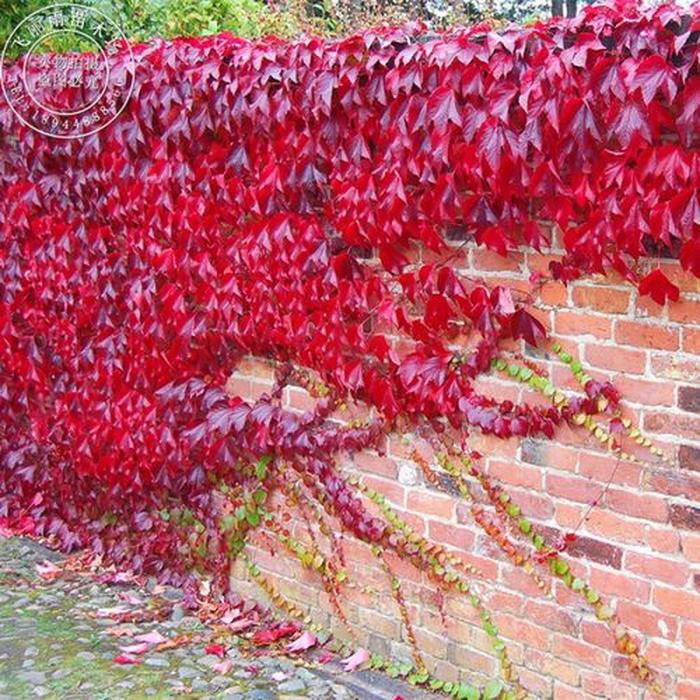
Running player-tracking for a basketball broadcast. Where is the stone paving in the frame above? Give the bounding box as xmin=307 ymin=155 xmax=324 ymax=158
xmin=0 ymin=537 xmax=433 ymax=699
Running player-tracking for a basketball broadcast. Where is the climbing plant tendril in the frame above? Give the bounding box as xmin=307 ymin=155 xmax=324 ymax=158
xmin=0 ymin=2 xmax=698 ymax=697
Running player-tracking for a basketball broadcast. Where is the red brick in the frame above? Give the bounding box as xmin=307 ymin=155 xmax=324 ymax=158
xmin=427 ymin=520 xmax=475 ymax=553
xmin=577 ymin=452 xmax=641 ymax=487
xmin=616 ymin=601 xmax=678 ymax=638
xmin=650 ymin=468 xmax=700 ymax=501
xmin=582 ymin=620 xmax=616 ymax=650
xmin=682 ymin=620 xmax=700 ymax=651
xmin=635 ymin=292 xmax=668 ymax=319
xmin=669 ymin=503 xmax=700 ymax=531
xmin=554 ymin=635 xmax=609 ymax=669
xmin=488 ymin=459 xmax=543 ymax=489
xmin=538 ymin=280 xmax=568 ymax=306
xmin=668 ymin=297 xmax=700 ymax=324
xmin=682 ymin=533 xmax=700 ymax=562
xmin=572 ymin=285 xmax=631 ymax=314
xmin=680 ymin=444 xmax=700 ymax=472
xmin=352 ymin=451 xmax=398 ymax=479
xmin=472 ymin=247 xmax=524 ymax=272
xmin=615 ymin=320 xmax=679 ymax=350
xmin=567 ymin=534 xmax=623 ymax=569
xmin=554 ymin=503 xmax=584 ymax=529
xmin=555 ymin=312 xmax=612 ymax=339
xmin=624 ymin=551 xmax=689 ymax=586
xmin=654 ymin=586 xmax=700 ymax=621
xmin=651 ymin=355 xmax=700 ymax=382
xmin=511 ymin=490 xmax=555 ymax=519
xmin=684 ymin=327 xmax=700 ymax=354
xmin=524 ymin=600 xmax=577 ymax=635
xmin=610 ymin=375 xmax=675 ymax=406
xmin=552 ymin=682 xmax=588 ymax=700
xmin=603 ymin=489 xmax=668 ymax=522
xmin=646 ymin=526 xmax=681 ymax=554
xmin=584 ymin=343 xmax=646 ymax=374
xmin=362 ymin=475 xmax=405 ymax=507
xmin=494 ymin=612 xmax=552 ymax=652
xmin=646 ymin=639 xmax=700 ymax=682
xmin=643 ymin=411 xmax=700 ymax=441
xmin=545 ymin=473 xmax=601 ymax=504
xmin=589 ymin=568 xmax=650 ymax=603
xmin=528 ymin=650 xmax=580 ymax=685
xmin=285 ymin=386 xmax=318 ymax=412
xmin=236 ymin=356 xmax=275 ymax=379
xmin=680 ymin=386 xmax=700 ymax=414
xmin=406 ymin=490 xmax=455 ymax=520
xmin=519 ymin=668 xmax=554 ymax=698
xmin=584 ymin=509 xmax=646 ymax=544
xmin=676 ymin=680 xmax=700 ymax=700
xmin=521 ymin=440 xmax=578 ymax=471
xmin=580 ymin=670 xmax=638 ymax=699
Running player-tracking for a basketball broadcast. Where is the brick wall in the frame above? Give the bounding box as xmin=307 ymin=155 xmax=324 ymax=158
xmin=228 ymin=241 xmax=700 ymax=699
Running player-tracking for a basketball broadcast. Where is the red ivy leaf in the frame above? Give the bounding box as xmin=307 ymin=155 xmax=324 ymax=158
xmin=510 ymin=309 xmax=546 ymax=347
xmin=638 ymin=269 xmax=679 ymax=306
xmin=427 ymin=86 xmax=461 ymax=131
xmin=680 ymin=239 xmax=700 ymax=277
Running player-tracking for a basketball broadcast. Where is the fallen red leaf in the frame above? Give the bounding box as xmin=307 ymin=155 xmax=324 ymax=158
xmin=114 ymin=653 xmax=142 ymax=665
xmin=213 ymin=658 xmax=233 ymax=674
xmin=205 ymin=643 xmax=226 ymax=658
xmin=252 ymin=621 xmax=300 ymax=646
xmin=36 ymin=560 xmax=62 ymax=581
xmin=342 ymin=647 xmax=369 ymax=672
xmin=134 ymin=631 xmax=168 ymax=645
xmin=286 ymin=631 xmax=318 ymax=653
xmin=119 ymin=642 xmax=150 ymax=655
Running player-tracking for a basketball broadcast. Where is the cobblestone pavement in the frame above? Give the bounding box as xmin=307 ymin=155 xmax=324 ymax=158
xmin=0 ymin=537 xmax=432 ymax=699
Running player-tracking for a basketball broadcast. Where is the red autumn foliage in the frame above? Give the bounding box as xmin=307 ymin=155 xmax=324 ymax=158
xmin=0 ymin=2 xmax=696 ymax=602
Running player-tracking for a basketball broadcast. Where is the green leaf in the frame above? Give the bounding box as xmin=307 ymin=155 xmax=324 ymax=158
xmin=245 ymin=510 xmax=260 ymax=527
xmin=586 ymin=589 xmax=600 ymax=604
xmin=554 ymin=559 xmax=569 ymax=576
xmin=219 ymin=514 xmax=235 ymax=532
xmin=484 ymin=621 xmax=498 ymax=636
xmin=505 ymin=503 xmax=520 ymax=518
xmin=518 ymin=367 xmax=533 ymax=381
xmin=370 ymin=654 xmax=384 ymax=669
xmin=429 ymin=679 xmax=444 ymax=690
xmin=397 ymin=662 xmax=412 ymax=677
xmin=253 ymin=488 xmax=266 ymax=504
xmin=457 ymin=684 xmax=480 ymax=700
xmin=443 ymin=681 xmax=454 ymax=693
xmin=571 ymin=577 xmax=585 ymax=591
xmin=518 ymin=519 xmax=531 ymax=534
xmin=484 ymin=679 xmax=503 ymax=699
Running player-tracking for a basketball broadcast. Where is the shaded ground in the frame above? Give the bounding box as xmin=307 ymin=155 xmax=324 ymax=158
xmin=0 ymin=537 xmax=433 ymax=699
